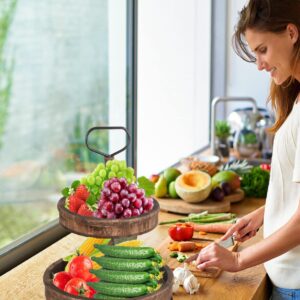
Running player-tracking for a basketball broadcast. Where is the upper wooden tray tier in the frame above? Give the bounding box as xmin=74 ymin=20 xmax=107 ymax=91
xmin=57 ymin=197 xmax=160 ymax=238
xmin=43 ymin=259 xmax=174 ymax=300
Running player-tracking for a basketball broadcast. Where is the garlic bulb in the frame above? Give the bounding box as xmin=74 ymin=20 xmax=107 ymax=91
xmin=172 ymin=278 xmax=180 ymax=293
xmin=173 ymin=263 xmax=192 ymax=285
xmin=183 ymin=274 xmax=200 ymax=295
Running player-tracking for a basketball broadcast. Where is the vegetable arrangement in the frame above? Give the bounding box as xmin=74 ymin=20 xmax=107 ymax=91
xmin=89 ymin=244 xmax=163 ymax=299
xmin=241 ymin=166 xmax=270 ymax=198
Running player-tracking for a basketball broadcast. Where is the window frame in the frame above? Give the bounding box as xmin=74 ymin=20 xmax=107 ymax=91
xmin=0 ymin=0 xmax=138 ymax=275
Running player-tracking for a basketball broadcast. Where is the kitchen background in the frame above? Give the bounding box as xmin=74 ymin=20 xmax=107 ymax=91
xmin=0 ymin=0 xmax=271 ymax=252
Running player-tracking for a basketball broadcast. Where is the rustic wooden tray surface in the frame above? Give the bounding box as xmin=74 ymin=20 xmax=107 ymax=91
xmin=57 ymin=197 xmax=160 ymax=238
xmin=155 ymin=189 xmax=244 ymax=214
xmin=43 ymin=259 xmax=174 ymax=300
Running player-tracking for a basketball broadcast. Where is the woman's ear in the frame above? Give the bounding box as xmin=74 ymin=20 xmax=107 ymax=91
xmin=287 ymin=23 xmax=299 ymax=44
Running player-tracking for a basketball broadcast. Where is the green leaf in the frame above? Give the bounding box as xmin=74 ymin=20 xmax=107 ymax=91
xmin=71 ymin=180 xmax=80 ymax=190
xmin=86 ymin=194 xmax=98 ymax=207
xmin=137 ymin=176 xmax=155 ymax=197
xmin=61 ymin=187 xmax=70 ymax=197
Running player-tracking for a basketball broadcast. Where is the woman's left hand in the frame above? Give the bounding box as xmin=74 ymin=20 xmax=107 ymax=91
xmin=195 ymin=242 xmax=241 ymax=272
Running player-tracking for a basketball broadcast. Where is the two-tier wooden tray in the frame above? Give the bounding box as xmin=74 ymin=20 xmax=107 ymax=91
xmin=43 ymin=259 xmax=174 ymax=300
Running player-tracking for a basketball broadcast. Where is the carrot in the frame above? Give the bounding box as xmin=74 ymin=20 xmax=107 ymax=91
xmin=178 ymin=241 xmax=196 ymax=252
xmin=187 ymin=222 xmax=233 ymax=234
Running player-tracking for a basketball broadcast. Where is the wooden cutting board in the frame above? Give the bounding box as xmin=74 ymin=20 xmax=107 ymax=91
xmin=157 ymin=235 xmax=239 ymax=278
xmin=156 ymin=189 xmax=244 ymax=214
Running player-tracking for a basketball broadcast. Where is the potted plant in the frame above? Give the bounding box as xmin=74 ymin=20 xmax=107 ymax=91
xmin=215 ymin=120 xmax=231 ymax=158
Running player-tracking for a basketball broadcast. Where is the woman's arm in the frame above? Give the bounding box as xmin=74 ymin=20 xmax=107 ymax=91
xmin=237 ymin=199 xmax=300 ymax=270
xmin=196 ymin=201 xmax=300 ymax=272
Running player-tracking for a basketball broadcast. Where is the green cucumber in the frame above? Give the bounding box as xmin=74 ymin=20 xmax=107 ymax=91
xmin=94 ymin=294 xmax=125 ymax=300
xmin=90 ymin=268 xmax=154 ymax=284
xmin=92 ymin=256 xmax=156 ymax=271
xmin=88 ymin=282 xmax=151 ymax=298
xmin=95 ymin=244 xmax=156 ymax=259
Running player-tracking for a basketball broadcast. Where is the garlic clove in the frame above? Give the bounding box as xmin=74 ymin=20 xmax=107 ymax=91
xmin=183 ymin=274 xmax=200 ymax=295
xmin=172 ymin=278 xmax=181 ymax=293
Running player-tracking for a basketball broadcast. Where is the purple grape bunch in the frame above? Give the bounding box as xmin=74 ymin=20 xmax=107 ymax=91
xmin=93 ymin=177 xmax=154 ymax=219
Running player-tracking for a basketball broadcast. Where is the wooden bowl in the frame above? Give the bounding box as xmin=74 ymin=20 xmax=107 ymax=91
xmin=57 ymin=197 xmax=160 ymax=238
xmin=43 ymin=259 xmax=174 ymax=300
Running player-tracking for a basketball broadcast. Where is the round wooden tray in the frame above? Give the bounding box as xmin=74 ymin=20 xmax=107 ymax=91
xmin=57 ymin=197 xmax=160 ymax=238
xmin=43 ymin=259 xmax=173 ymax=300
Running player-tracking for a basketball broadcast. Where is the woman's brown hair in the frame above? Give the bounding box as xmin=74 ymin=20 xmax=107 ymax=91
xmin=233 ymin=0 xmax=300 ymax=133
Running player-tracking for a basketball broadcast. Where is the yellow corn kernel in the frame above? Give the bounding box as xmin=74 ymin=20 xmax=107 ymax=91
xmin=116 ymin=239 xmax=143 ymax=247
xmin=78 ymin=238 xmax=108 ymax=256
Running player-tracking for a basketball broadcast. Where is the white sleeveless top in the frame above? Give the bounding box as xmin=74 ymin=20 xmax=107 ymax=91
xmin=264 ymin=100 xmax=300 ymax=289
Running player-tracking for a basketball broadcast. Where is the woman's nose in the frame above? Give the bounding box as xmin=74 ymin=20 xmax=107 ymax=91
xmin=256 ymin=57 xmax=265 ymax=71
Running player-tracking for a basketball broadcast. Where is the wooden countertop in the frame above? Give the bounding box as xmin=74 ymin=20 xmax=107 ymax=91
xmin=0 ymin=198 xmax=269 ymax=300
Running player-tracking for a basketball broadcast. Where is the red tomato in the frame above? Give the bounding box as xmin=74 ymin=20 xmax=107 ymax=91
xmin=69 ymin=255 xmax=93 ymax=281
xmin=260 ymin=164 xmax=271 ymax=171
xmin=64 ymin=278 xmax=90 ymax=296
xmin=52 ymin=271 xmax=72 ymax=290
xmin=168 ymin=223 xmax=194 ymax=241
xmin=87 ymin=286 xmax=96 ymax=298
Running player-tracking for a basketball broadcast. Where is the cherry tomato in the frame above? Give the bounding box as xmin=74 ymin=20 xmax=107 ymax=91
xmin=53 ymin=271 xmax=72 ymax=290
xmin=260 ymin=163 xmax=271 ymax=171
xmin=69 ymin=255 xmax=93 ymax=281
xmin=64 ymin=278 xmax=90 ymax=296
xmin=168 ymin=223 xmax=194 ymax=241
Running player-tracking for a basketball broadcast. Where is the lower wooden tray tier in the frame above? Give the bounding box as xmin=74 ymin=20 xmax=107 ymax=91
xmin=43 ymin=259 xmax=174 ymax=300
xmin=57 ymin=197 xmax=160 ymax=238
xmin=156 ymin=188 xmax=244 ymax=214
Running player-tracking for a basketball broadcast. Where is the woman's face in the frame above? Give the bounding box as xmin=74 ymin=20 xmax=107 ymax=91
xmin=245 ymin=25 xmax=299 ymax=85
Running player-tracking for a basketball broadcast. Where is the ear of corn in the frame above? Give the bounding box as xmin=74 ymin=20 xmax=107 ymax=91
xmin=78 ymin=238 xmax=110 ymax=256
xmin=116 ymin=239 xmax=144 ymax=247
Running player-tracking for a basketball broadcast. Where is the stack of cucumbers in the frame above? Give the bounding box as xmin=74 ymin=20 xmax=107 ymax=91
xmin=89 ymin=244 xmax=163 ymax=299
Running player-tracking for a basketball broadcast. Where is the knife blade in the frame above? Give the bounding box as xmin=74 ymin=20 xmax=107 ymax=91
xmin=185 ymin=236 xmax=235 ymax=263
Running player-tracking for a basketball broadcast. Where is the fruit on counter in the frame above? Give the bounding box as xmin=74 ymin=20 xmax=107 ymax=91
xmin=219 ymin=159 xmax=252 ymax=176
xmin=154 ymin=175 xmax=168 ymax=198
xmin=168 ymin=223 xmax=194 ymax=241
xmin=175 ymin=170 xmax=212 ymax=203
xmin=221 ymin=182 xmax=232 ymax=195
xmin=260 ymin=163 xmax=271 ymax=171
xmin=94 ymin=177 xmax=154 ymax=219
xmin=211 ymin=170 xmax=241 ymax=191
xmin=168 ymin=181 xmax=179 ymax=198
xmin=149 ymin=174 xmax=160 ymax=183
xmin=210 ymin=186 xmax=225 ymax=201
xmin=163 ymin=167 xmax=181 ymax=185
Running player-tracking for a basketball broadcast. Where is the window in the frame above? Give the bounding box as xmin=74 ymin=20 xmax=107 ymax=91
xmin=137 ymin=0 xmax=211 ymax=176
xmin=0 ymin=0 xmax=127 ymax=250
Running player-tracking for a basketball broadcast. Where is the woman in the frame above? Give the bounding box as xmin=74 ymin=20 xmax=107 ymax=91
xmin=195 ymin=0 xmax=300 ymax=298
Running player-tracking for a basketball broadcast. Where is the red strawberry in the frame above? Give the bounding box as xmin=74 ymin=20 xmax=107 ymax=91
xmin=75 ymin=184 xmax=90 ymax=201
xmin=69 ymin=195 xmax=84 ymax=213
xmin=77 ymin=203 xmax=93 ymax=216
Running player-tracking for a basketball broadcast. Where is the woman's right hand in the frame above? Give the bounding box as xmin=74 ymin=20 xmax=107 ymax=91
xmin=221 ymin=206 xmax=265 ymax=242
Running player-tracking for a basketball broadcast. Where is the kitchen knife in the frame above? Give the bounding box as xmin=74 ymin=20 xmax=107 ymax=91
xmin=185 ymin=235 xmax=235 ymax=263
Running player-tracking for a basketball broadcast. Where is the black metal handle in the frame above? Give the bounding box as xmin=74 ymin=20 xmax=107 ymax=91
xmin=85 ymin=126 xmax=131 ymax=162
